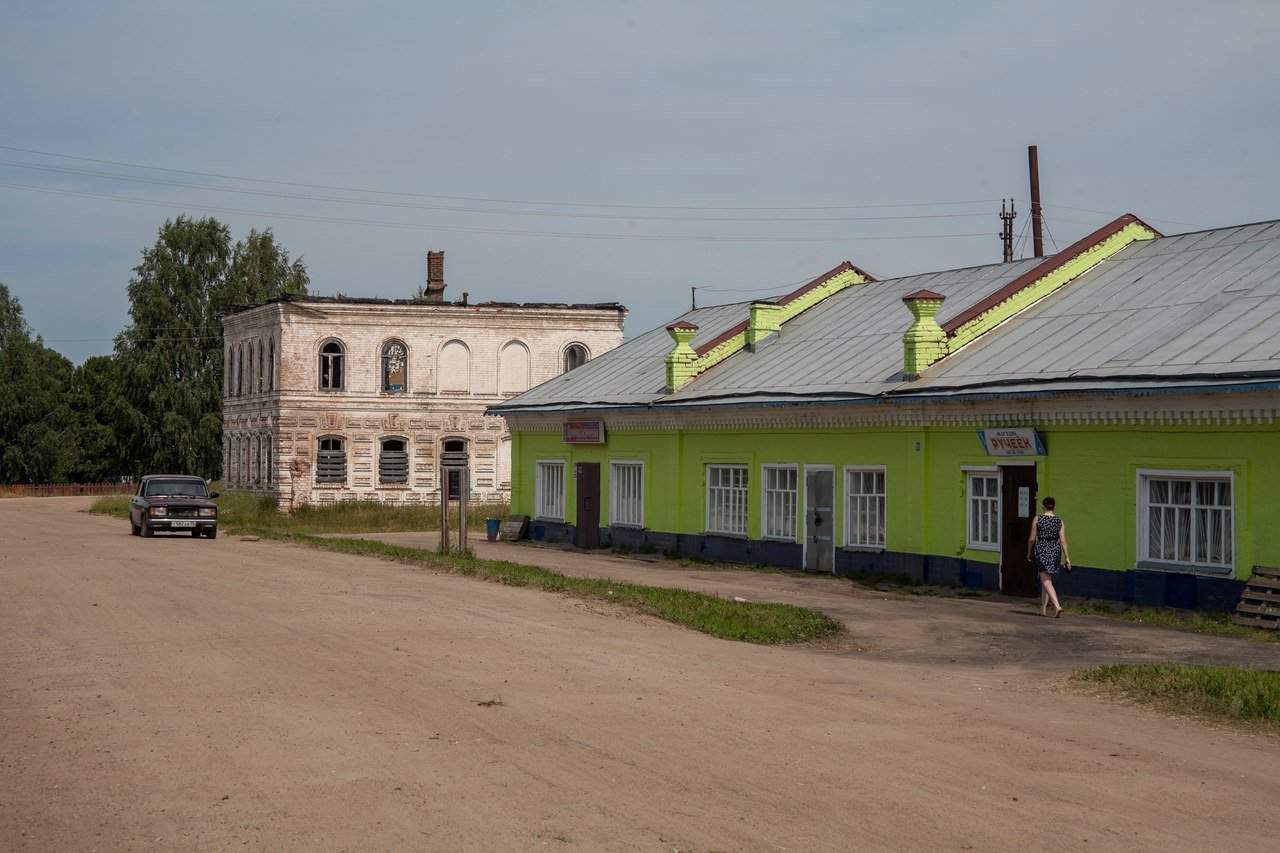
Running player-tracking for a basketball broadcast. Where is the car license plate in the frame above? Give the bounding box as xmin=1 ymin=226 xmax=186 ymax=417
xmin=172 ymin=521 xmax=197 ymax=528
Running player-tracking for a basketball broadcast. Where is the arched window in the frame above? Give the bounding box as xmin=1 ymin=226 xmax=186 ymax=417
xmin=498 ymin=340 xmax=530 ymax=395
xmin=252 ymin=436 xmax=260 ymax=483
xmin=256 ymin=340 xmax=265 ymax=393
xmin=317 ymin=436 xmax=347 ymax=484
xmin=319 ymin=340 xmax=345 ymax=390
xmin=563 ymin=343 xmax=589 ymax=373
xmin=268 ymin=337 xmax=275 ymax=391
xmin=265 ymin=441 xmax=273 ymax=484
xmin=379 ymin=437 xmax=409 ymax=484
xmin=439 ymin=340 xmax=470 ymax=393
xmin=237 ymin=343 xmax=245 ymax=395
xmin=225 ymin=348 xmax=234 ymax=397
xmin=381 ymin=340 xmax=408 ymax=392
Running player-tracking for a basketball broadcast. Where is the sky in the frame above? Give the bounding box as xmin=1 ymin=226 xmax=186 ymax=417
xmin=2 ymin=0 xmax=1278 ymax=365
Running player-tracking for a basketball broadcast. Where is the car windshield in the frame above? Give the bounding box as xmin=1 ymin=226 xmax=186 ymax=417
xmin=145 ymin=479 xmax=209 ymax=498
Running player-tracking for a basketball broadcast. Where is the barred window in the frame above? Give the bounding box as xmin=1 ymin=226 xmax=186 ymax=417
xmin=317 ymin=436 xmax=347 ymax=484
xmin=706 ymin=464 xmax=749 ymax=536
xmin=319 ymin=340 xmax=345 ymax=390
xmin=609 ymin=462 xmax=644 ymax=527
xmin=845 ymin=467 xmax=886 ymax=548
xmin=379 ymin=438 xmax=409 ymax=484
xmin=382 ymin=340 xmax=407 ymax=392
xmin=1139 ymin=471 xmax=1233 ymax=571
xmin=761 ymin=465 xmax=798 ymax=541
xmin=967 ymin=471 xmax=1000 ymax=550
xmin=536 ymin=460 xmax=566 ymax=521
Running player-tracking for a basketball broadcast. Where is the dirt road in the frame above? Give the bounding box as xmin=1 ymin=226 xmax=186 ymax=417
xmin=2 ymin=498 xmax=1277 ymax=851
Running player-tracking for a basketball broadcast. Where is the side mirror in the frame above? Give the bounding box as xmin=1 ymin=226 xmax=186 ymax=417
xmin=210 ymin=492 xmax=220 ymax=499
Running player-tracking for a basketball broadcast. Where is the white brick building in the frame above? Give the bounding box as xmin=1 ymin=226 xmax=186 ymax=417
xmin=220 ymin=253 xmax=625 ymax=510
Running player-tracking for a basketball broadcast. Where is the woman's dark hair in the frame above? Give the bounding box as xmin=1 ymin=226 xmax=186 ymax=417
xmin=1042 ymin=496 xmax=1056 ymax=510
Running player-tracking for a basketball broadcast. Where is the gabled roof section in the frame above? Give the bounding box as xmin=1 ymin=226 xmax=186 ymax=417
xmin=664 ymin=261 xmax=874 ymax=390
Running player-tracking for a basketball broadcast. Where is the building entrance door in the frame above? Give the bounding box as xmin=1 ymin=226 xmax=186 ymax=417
xmin=999 ymin=464 xmax=1038 ymax=596
xmin=804 ymin=466 xmax=835 ymax=573
xmin=574 ymin=462 xmax=600 ymax=550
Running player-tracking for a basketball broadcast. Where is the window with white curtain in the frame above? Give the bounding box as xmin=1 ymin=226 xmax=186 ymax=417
xmin=535 ymin=460 xmax=566 ymax=521
xmin=761 ymin=465 xmax=798 ymax=540
xmin=966 ymin=470 xmax=1000 ymax=550
xmin=845 ymin=466 xmax=886 ymax=548
xmin=706 ymin=464 xmax=749 ymax=536
xmin=609 ymin=462 xmax=644 ymax=527
xmin=1138 ymin=470 xmax=1233 ymax=571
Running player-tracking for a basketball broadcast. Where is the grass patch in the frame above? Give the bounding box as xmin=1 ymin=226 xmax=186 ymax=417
xmin=1065 ymin=601 xmax=1280 ymax=644
xmin=1072 ymin=663 xmax=1280 ymax=734
xmin=279 ymin=532 xmax=844 ymax=645
xmin=88 ymin=490 xmax=509 ymax=535
xmin=89 ymin=492 xmax=843 ymax=646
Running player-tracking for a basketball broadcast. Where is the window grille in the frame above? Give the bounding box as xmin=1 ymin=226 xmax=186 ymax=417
xmin=761 ymin=465 xmax=798 ymax=540
xmin=379 ymin=438 xmax=409 ymax=484
xmin=706 ymin=465 xmax=749 ymax=536
xmin=317 ymin=437 xmax=347 ymax=484
xmin=609 ymin=462 xmax=644 ymax=527
xmin=1140 ymin=472 xmax=1233 ymax=570
xmin=845 ymin=467 xmax=886 ymax=548
xmin=967 ymin=472 xmax=1000 ymax=550
xmin=536 ymin=461 xmax=566 ymax=520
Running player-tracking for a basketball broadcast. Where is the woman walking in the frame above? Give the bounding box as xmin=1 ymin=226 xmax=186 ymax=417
xmin=1027 ymin=496 xmax=1071 ymax=617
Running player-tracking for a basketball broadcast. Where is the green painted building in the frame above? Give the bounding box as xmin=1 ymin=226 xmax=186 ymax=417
xmin=489 ymin=216 xmax=1280 ymax=610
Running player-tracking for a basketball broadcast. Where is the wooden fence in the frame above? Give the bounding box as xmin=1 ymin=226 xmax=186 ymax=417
xmin=0 ymin=482 xmax=135 ymax=498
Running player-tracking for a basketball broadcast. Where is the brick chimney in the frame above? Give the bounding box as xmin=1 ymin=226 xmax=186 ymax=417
xmin=425 ymin=251 xmax=446 ymax=302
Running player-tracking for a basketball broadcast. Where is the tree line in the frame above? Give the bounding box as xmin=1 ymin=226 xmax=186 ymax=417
xmin=0 ymin=215 xmax=308 ymax=484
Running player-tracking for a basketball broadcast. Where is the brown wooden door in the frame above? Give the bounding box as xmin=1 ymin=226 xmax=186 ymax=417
xmin=804 ymin=467 xmax=835 ymax=573
xmin=1000 ymin=465 xmax=1038 ymax=596
xmin=574 ymin=463 xmax=600 ymax=549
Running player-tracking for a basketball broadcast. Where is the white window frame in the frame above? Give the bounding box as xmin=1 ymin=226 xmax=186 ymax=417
xmin=965 ymin=467 xmax=1000 ymax=551
xmin=1137 ymin=469 xmax=1235 ymax=573
xmin=706 ymin=464 xmax=749 ymax=537
xmin=609 ymin=461 xmax=644 ymax=528
xmin=535 ymin=459 xmax=566 ymax=522
xmin=844 ymin=465 xmax=887 ymax=550
xmin=760 ymin=464 xmax=798 ymax=541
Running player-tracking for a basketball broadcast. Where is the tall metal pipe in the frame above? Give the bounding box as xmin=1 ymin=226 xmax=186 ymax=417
xmin=1029 ymin=146 xmax=1044 ymax=257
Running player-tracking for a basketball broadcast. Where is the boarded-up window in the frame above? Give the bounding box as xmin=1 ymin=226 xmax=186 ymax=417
xmin=379 ymin=438 xmax=409 ymax=484
xmin=499 ymin=341 xmax=530 ymax=395
xmin=439 ymin=340 xmax=470 ymax=392
xmin=317 ymin=436 xmax=347 ymax=484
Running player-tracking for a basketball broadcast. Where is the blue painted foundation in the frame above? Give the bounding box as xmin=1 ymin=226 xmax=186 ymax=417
xmin=518 ymin=523 xmax=1244 ymax=612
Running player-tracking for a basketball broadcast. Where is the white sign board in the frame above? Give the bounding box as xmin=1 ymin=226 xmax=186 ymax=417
xmin=1018 ymin=486 xmax=1030 ymax=518
xmin=977 ymin=427 xmax=1046 ymax=457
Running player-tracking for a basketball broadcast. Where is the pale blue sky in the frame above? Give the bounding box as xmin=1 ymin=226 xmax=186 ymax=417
xmin=3 ymin=1 xmax=1277 ymax=364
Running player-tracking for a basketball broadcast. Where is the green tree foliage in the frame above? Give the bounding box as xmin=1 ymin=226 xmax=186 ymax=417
xmin=114 ymin=217 xmax=308 ymax=478
xmin=65 ymin=355 xmax=129 ymax=482
xmin=0 ymin=283 xmax=77 ymax=482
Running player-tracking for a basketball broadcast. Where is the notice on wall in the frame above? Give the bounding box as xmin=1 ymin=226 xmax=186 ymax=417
xmin=563 ymin=421 xmax=606 ymax=444
xmin=1018 ymin=486 xmax=1030 ymax=518
xmin=977 ymin=427 xmax=1046 ymax=457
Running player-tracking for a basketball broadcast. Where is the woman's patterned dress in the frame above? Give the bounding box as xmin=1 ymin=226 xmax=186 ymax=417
xmin=1032 ymin=514 xmax=1063 ymax=574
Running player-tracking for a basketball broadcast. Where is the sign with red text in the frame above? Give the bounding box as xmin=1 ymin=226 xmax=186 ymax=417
xmin=977 ymin=427 xmax=1045 ymax=457
xmin=562 ymin=420 xmax=606 ymax=444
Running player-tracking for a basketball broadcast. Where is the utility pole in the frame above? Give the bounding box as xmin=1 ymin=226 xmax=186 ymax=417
xmin=1028 ymin=145 xmax=1044 ymax=257
xmin=999 ymin=199 xmax=1017 ymax=263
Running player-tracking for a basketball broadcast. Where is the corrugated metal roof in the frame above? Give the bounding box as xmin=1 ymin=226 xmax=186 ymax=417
xmin=490 ymin=220 xmax=1280 ymax=415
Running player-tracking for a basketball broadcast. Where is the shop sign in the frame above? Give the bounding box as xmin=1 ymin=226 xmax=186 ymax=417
xmin=977 ymin=427 xmax=1045 ymax=457
xmin=563 ymin=420 xmax=606 ymax=444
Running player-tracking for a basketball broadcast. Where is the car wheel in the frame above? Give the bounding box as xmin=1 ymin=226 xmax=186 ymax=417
xmin=142 ymin=522 xmax=154 ymax=538
xmin=206 ymin=528 xmax=218 ymax=540
xmin=130 ymin=520 xmax=140 ymax=536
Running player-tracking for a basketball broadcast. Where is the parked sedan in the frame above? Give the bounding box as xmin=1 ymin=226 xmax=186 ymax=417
xmin=129 ymin=475 xmax=220 ymax=538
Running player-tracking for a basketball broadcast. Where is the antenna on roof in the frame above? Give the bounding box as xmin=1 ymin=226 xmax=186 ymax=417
xmin=999 ymin=199 xmax=1017 ymax=263
xmin=1028 ymin=145 xmax=1044 ymax=257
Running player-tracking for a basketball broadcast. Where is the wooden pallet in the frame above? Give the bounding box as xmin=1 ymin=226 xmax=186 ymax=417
xmin=1232 ymin=566 xmax=1280 ymax=630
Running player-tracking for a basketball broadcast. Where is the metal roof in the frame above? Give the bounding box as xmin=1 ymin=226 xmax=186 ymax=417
xmin=490 ymin=220 xmax=1280 ymax=415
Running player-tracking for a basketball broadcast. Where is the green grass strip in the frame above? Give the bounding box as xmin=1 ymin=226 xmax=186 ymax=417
xmin=281 ymin=532 xmax=843 ymax=645
xmin=1073 ymin=663 xmax=1280 ymax=733
xmin=1065 ymin=601 xmax=1280 ymax=644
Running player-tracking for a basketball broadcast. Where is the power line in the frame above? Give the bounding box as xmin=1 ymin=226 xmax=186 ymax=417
xmin=0 ymin=143 xmax=1004 ymax=213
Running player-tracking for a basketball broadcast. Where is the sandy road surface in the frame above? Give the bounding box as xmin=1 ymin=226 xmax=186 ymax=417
xmin=1 ymin=498 xmax=1277 ymax=852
